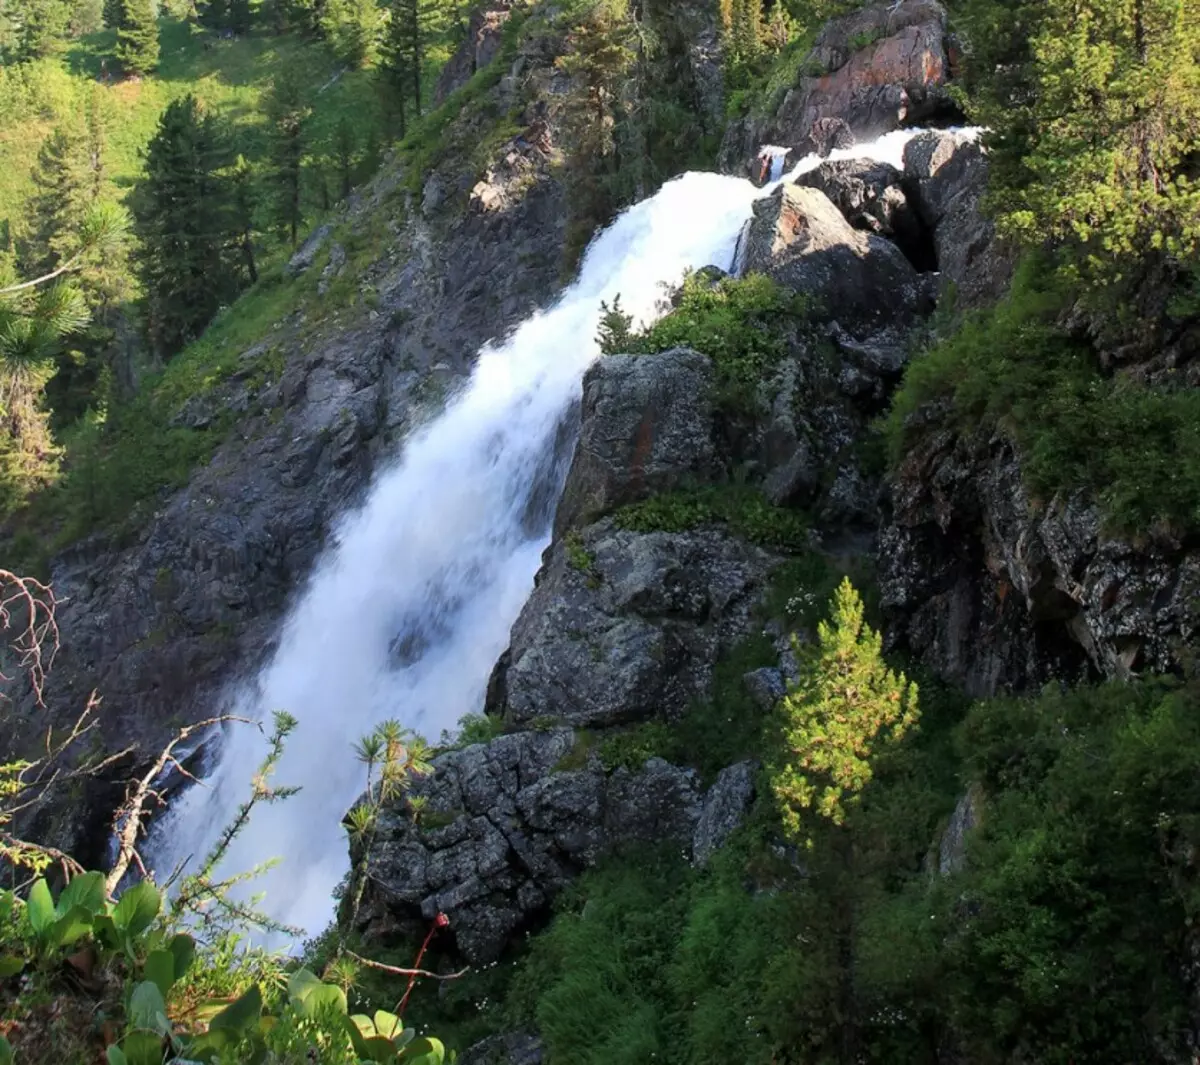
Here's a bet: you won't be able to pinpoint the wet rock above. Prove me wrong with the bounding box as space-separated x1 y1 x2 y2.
494 523 777 730
693 761 758 868
554 349 720 534
742 184 933 336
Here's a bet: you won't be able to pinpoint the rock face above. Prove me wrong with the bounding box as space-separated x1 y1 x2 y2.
353 729 707 963
742 184 934 335
433 2 514 104
491 523 777 730
880 428 1200 695
903 130 1015 307
794 158 932 271
554 349 721 534
721 0 958 172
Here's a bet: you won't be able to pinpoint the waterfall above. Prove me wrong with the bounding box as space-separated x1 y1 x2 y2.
152 129 929 946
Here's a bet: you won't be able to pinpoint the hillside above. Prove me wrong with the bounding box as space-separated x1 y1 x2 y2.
1 0 1199 1063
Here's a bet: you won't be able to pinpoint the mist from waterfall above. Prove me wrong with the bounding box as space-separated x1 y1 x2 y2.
152 128 928 945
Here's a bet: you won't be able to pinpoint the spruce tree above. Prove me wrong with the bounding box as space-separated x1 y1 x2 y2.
115 0 160 75
770 577 919 839
228 0 250 32
378 0 414 138
229 153 258 285
333 116 355 200
265 68 310 247
133 95 234 357
197 0 230 29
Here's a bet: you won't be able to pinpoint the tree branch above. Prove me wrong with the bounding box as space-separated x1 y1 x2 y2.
105 714 255 896
342 950 469 982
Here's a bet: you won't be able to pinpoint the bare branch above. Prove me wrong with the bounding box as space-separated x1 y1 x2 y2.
342 950 469 982
0 569 60 706
105 714 255 896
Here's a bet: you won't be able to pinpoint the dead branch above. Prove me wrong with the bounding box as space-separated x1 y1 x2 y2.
105 715 255 897
342 950 469 982
0 569 60 706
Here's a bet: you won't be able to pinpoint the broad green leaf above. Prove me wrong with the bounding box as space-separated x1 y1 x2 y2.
0 1033 13 1065
56 871 106 918
345 1014 374 1057
26 879 54 935
362 1034 400 1062
111 882 161 937
288 967 347 1018
143 948 174 999
180 1030 230 1063
121 1030 165 1065
166 933 196 981
208 983 263 1035
47 905 94 949
374 1010 403 1039
0 954 26 978
105 1045 128 1065
128 980 170 1036
400 1037 446 1064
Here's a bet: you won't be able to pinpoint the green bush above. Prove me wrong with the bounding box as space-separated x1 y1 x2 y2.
628 273 810 415
885 259 1200 535
614 485 810 551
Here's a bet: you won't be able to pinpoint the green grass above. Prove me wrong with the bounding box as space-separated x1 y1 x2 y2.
0 19 393 236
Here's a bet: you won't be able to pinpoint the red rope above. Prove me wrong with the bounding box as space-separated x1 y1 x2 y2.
397 912 450 1015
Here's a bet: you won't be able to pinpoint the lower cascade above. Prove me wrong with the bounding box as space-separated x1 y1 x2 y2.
153 129 928 945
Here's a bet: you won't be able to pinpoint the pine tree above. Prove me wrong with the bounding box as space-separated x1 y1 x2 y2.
265 68 310 247
321 0 380 66
102 0 122 28
770 578 919 840
115 0 160 75
18 0 74 58
197 0 230 29
133 95 234 357
26 126 93 277
228 153 258 285
378 0 413 138
332 116 355 200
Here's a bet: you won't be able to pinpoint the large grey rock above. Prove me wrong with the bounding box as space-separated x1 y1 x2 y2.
433 2 514 105
492 524 777 729
902 130 1015 308
794 159 932 270
353 729 714 963
693 761 757 868
554 349 720 534
285 223 333 276
880 427 1200 695
742 184 934 336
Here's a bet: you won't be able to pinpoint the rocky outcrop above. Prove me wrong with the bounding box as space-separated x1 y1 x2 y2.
460 1034 544 1065
722 0 958 173
742 184 935 335
554 349 720 534
903 130 1014 307
352 729 708 962
938 785 982 876
491 523 777 730
794 158 933 271
880 427 1200 695
693 760 757 867
434 2 514 105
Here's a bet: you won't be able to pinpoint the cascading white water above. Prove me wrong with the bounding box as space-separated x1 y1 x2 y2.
153 128 929 945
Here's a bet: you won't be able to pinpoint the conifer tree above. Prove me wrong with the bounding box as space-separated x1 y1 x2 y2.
228 153 258 285
228 0 250 32
321 0 380 66
770 577 919 840
265 68 310 247
115 0 160 75
332 117 356 200
133 95 234 357
197 0 230 29
378 0 414 138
